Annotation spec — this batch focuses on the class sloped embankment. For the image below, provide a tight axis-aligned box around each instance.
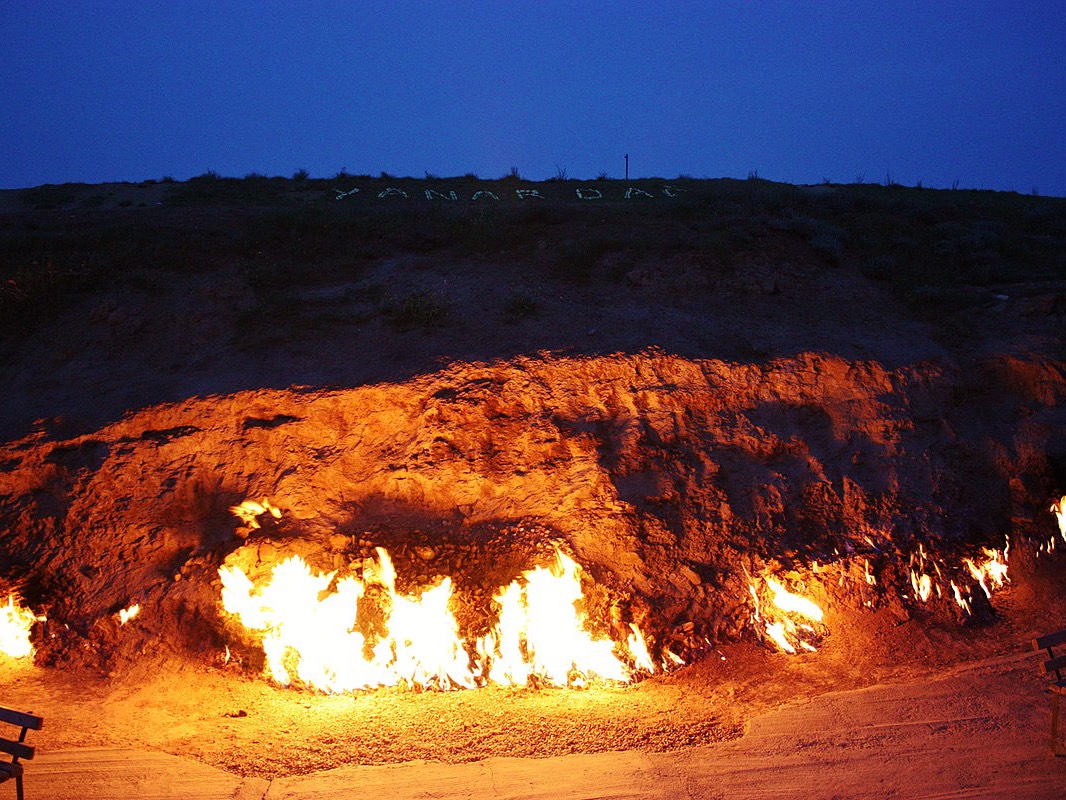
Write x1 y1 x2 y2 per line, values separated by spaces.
1 349 1063 673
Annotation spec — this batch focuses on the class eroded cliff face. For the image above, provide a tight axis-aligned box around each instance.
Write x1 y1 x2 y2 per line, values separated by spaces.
1 349 1064 675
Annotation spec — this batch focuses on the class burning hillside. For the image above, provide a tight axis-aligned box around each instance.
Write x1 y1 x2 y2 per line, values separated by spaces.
1 350 1063 691
1 178 1066 778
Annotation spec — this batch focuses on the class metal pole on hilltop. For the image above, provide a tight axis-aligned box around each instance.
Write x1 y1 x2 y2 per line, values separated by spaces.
625 154 629 181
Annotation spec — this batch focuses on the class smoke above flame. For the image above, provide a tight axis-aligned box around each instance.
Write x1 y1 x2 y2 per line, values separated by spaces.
219 546 663 693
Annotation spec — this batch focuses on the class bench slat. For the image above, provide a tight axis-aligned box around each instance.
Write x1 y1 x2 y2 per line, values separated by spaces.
0 737 34 761
0 761 23 781
1033 628 1066 651
0 707 42 731
1043 654 1066 675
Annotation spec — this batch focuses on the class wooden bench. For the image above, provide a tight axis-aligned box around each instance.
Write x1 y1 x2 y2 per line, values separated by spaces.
1033 627 1066 757
0 707 43 800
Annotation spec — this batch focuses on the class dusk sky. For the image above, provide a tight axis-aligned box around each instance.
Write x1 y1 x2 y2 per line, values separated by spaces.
2 1 1064 194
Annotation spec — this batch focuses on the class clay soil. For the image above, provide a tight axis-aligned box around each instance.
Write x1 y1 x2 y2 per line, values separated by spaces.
1 582 1064 782
1 176 1065 786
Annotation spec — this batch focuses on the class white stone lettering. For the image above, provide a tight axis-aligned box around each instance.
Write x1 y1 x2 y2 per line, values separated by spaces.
326 183 685 204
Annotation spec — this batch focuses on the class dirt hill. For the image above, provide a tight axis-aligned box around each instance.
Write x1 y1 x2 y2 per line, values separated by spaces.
1 175 1065 775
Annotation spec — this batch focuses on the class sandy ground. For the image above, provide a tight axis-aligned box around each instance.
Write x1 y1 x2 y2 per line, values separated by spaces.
12 650 1066 799
4 572 1066 798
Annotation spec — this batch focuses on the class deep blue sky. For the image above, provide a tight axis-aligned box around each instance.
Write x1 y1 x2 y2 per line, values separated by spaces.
2 1 1064 194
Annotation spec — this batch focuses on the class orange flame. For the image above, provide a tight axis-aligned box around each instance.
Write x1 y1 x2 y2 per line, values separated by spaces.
908 544 942 603
863 559 877 586
950 581 971 615
911 571 934 602
229 498 281 531
963 546 1009 600
1050 496 1066 551
220 547 663 692
765 577 824 622
117 603 141 625
948 544 1009 615
750 575 825 654
0 594 37 659
908 542 1009 615
476 551 647 686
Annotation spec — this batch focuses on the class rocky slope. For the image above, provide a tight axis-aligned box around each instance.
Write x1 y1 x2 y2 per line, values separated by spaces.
1 176 1064 679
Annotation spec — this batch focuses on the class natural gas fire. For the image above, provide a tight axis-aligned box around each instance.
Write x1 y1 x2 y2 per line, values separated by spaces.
747 536 1019 656
749 575 825 655
215 494 1045 685
477 551 657 686
117 603 141 625
219 543 662 693
1050 496 1066 552
909 545 941 603
964 546 1010 600
946 546 1010 614
229 498 282 535
904 542 1012 615
0 593 37 659
765 577 824 623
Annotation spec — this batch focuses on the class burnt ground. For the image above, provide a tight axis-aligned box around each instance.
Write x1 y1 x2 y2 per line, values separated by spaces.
0 175 1065 779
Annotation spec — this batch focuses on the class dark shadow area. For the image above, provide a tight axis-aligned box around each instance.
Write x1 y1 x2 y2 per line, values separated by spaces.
1 176 1064 440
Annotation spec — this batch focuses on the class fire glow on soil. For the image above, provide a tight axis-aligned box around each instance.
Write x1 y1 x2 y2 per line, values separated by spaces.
1 501 1033 692
1 346 1065 768
211 499 1023 694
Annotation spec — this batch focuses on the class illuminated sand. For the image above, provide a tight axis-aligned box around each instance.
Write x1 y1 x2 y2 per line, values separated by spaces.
5 619 1066 798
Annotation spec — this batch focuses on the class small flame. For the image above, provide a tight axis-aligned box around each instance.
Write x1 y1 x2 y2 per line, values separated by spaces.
229 498 281 531
765 577 824 622
963 546 1009 599
750 574 825 654
1051 496 1066 551
220 547 664 693
950 581 971 615
764 621 796 654
911 571 933 602
0 594 37 659
863 559 876 586
946 541 1010 615
909 546 937 603
118 604 141 625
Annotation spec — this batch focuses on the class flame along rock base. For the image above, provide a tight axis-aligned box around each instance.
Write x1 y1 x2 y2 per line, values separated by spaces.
220 544 660 692
0 351 1063 679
